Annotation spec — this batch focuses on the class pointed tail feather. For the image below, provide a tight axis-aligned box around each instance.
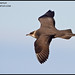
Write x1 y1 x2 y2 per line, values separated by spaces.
72 34 75 36
69 33 75 36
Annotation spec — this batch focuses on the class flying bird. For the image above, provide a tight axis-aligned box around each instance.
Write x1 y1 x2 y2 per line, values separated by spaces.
26 10 75 64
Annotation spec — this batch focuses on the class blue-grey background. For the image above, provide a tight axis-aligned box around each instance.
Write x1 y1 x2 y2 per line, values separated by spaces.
0 1 75 74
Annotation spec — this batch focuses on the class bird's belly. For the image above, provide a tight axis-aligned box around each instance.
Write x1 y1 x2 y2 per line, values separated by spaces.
38 28 57 36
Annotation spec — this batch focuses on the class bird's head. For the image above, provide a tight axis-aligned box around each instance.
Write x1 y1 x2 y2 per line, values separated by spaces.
26 31 36 38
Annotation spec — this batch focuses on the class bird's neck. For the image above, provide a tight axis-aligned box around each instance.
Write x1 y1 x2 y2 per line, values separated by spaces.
31 31 37 38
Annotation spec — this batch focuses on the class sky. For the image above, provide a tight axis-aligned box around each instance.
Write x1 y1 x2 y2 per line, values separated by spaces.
0 1 75 74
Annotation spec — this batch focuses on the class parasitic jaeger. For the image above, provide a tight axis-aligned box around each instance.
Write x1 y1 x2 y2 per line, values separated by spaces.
26 10 75 64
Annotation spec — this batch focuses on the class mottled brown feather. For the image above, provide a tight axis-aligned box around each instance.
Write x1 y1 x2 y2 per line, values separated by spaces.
34 35 52 64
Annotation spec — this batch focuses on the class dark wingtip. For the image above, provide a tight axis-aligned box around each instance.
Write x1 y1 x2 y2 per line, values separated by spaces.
38 10 55 19
36 52 49 64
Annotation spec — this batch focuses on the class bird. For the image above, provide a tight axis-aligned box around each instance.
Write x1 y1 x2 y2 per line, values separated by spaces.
26 10 75 64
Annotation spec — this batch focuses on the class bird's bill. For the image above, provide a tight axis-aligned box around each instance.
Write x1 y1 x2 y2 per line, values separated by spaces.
26 34 30 36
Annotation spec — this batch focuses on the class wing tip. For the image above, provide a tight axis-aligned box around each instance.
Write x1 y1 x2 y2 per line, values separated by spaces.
36 52 49 64
38 10 55 20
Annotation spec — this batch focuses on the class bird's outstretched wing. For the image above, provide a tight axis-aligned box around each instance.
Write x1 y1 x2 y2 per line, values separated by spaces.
38 10 55 28
34 35 53 64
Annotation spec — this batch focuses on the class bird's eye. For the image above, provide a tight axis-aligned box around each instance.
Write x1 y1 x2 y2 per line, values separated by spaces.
30 31 34 34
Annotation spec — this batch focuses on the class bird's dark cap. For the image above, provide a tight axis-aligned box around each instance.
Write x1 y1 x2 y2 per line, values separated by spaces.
38 10 55 19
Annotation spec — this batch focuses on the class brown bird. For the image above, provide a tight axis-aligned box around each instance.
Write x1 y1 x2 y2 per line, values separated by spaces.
26 10 75 64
